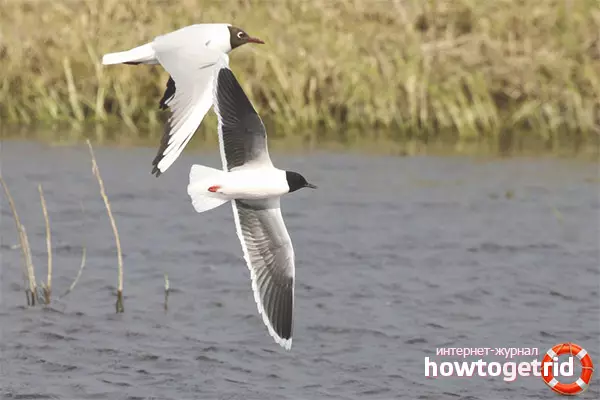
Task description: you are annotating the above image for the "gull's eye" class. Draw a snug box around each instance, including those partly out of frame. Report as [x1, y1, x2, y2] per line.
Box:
[237, 31, 246, 39]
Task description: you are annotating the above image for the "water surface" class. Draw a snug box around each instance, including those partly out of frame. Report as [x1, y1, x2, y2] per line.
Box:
[1, 141, 598, 399]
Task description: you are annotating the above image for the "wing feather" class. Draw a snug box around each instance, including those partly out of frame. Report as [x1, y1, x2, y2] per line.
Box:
[211, 63, 272, 171]
[231, 199, 295, 350]
[150, 44, 229, 176]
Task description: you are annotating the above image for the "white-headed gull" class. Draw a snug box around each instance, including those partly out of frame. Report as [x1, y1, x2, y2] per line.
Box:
[101, 24, 264, 176]
[186, 60, 316, 350]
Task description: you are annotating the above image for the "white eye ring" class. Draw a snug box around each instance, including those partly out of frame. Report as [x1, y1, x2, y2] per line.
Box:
[237, 31, 245, 39]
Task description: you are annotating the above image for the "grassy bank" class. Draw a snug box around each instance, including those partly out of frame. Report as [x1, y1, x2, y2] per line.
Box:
[1, 0, 599, 153]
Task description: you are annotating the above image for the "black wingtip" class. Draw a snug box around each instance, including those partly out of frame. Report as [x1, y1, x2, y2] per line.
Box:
[151, 151, 164, 177]
[151, 165, 162, 177]
[150, 114, 176, 178]
[158, 76, 176, 110]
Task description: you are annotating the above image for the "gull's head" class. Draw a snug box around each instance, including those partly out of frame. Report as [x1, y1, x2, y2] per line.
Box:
[286, 171, 317, 193]
[228, 26, 265, 50]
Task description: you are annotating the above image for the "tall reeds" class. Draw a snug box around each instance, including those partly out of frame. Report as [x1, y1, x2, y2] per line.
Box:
[0, 176, 37, 305]
[38, 184, 53, 304]
[164, 272, 170, 312]
[85, 139, 124, 313]
[0, 143, 125, 308]
[0, 177, 87, 306]
[0, 0, 598, 151]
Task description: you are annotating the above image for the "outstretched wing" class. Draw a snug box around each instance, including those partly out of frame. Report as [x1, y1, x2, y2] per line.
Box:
[232, 198, 295, 349]
[150, 37, 229, 176]
[212, 63, 272, 172]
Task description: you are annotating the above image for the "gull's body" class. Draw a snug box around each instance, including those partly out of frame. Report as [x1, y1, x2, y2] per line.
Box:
[200, 168, 288, 200]
[101, 23, 264, 176]
[186, 61, 316, 350]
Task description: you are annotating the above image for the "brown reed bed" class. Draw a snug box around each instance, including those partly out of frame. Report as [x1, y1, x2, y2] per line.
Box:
[0, 0, 598, 153]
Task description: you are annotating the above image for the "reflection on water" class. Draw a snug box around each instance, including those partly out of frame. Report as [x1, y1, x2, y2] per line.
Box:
[0, 140, 598, 399]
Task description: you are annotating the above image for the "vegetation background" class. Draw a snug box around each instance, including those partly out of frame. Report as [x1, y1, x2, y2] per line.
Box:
[1, 0, 599, 155]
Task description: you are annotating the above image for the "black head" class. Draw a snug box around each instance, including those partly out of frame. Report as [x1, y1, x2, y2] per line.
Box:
[286, 171, 317, 193]
[228, 26, 265, 50]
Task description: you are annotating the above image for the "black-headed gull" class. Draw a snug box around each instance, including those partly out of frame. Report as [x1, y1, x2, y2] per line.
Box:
[101, 24, 264, 176]
[186, 60, 316, 350]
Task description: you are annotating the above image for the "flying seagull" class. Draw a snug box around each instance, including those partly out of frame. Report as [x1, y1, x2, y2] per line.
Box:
[186, 60, 317, 350]
[101, 23, 264, 176]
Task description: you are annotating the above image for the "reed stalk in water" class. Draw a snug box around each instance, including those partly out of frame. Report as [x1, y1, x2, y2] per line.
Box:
[59, 201, 88, 299]
[1, 175, 91, 304]
[0, 176, 37, 305]
[85, 139, 124, 313]
[38, 184, 53, 304]
[59, 247, 87, 300]
[164, 272, 170, 312]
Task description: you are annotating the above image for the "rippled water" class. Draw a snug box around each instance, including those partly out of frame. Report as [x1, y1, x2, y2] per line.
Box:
[0, 140, 598, 399]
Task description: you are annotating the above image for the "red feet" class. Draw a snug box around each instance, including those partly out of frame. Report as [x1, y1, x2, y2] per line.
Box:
[208, 185, 221, 193]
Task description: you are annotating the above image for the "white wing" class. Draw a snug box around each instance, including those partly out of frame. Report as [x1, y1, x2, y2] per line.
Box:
[150, 30, 229, 176]
[232, 198, 295, 350]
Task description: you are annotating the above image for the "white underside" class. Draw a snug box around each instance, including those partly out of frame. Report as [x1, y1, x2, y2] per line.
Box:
[215, 168, 288, 199]
[188, 165, 288, 207]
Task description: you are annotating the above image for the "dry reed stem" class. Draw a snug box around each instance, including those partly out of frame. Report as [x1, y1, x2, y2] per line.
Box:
[164, 272, 170, 312]
[63, 57, 84, 123]
[0, 176, 37, 305]
[20, 225, 37, 306]
[38, 184, 52, 304]
[59, 201, 88, 300]
[59, 247, 87, 300]
[85, 139, 124, 313]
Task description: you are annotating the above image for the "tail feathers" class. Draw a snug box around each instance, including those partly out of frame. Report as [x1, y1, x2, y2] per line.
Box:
[187, 165, 228, 213]
[102, 43, 158, 65]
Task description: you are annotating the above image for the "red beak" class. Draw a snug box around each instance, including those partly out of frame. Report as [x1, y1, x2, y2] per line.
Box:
[247, 37, 265, 44]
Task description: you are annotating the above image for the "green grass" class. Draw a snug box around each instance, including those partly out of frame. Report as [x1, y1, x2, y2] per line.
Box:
[1, 0, 599, 154]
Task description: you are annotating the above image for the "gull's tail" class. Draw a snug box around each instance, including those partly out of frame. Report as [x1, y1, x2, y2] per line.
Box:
[102, 43, 158, 65]
[187, 165, 229, 213]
